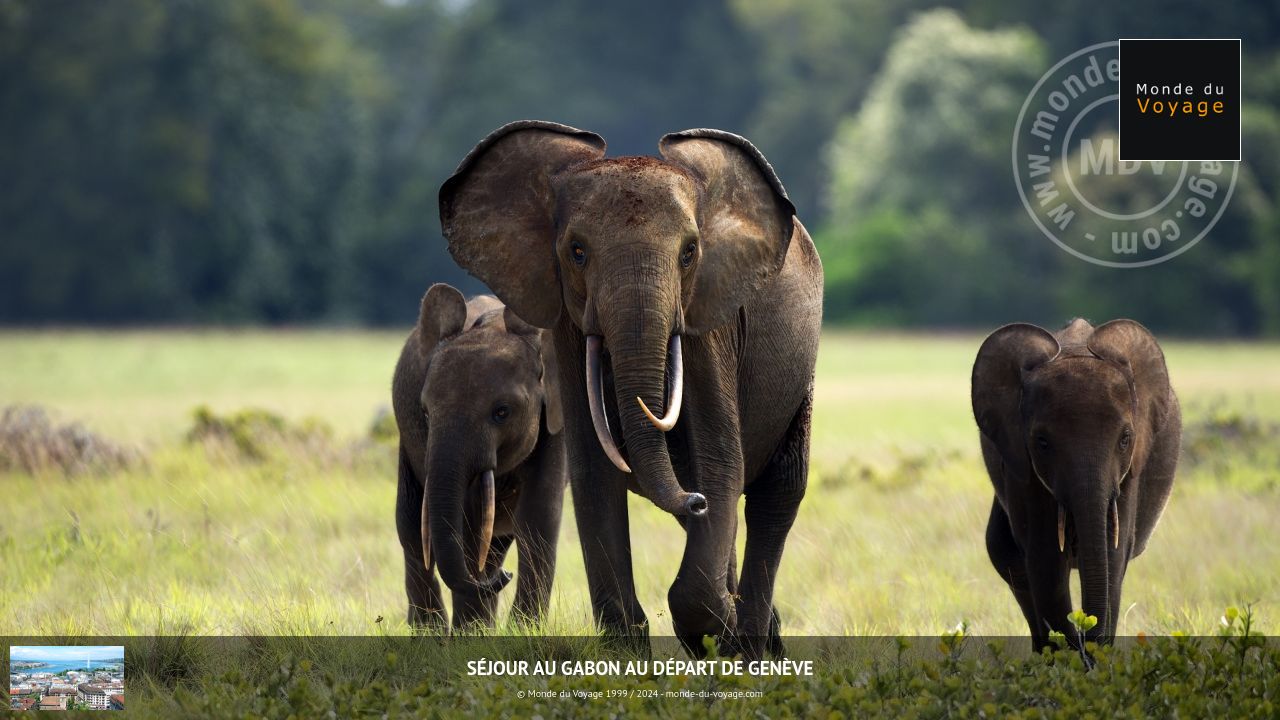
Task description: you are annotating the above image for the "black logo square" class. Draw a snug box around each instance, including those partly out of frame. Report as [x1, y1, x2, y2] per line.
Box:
[1119, 39, 1240, 161]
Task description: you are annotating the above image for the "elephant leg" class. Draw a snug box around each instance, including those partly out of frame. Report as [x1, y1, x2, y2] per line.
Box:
[402, 550, 447, 631]
[714, 528, 748, 658]
[452, 535, 514, 629]
[1024, 527, 1073, 652]
[669, 489, 741, 658]
[985, 498, 1036, 645]
[672, 510, 743, 656]
[1106, 558, 1129, 641]
[396, 445, 447, 630]
[667, 370, 746, 658]
[512, 432, 567, 625]
[556, 324, 646, 647]
[735, 390, 811, 660]
[569, 454, 647, 644]
[726, 536, 740, 604]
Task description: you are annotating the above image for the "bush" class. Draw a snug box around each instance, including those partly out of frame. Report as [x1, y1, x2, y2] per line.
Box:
[185, 405, 394, 473]
[186, 405, 335, 462]
[1182, 406, 1280, 492]
[0, 405, 140, 476]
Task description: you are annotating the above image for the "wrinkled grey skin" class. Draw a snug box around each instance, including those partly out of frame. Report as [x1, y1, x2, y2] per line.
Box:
[392, 283, 566, 630]
[972, 318, 1180, 650]
[438, 121, 823, 658]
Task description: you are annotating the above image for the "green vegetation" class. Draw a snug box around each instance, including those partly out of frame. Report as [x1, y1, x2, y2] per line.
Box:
[820, 10, 1280, 335]
[2, 0, 1279, 333]
[73, 608, 1280, 717]
[1, 329, 1278, 713]
[2, 329, 1277, 639]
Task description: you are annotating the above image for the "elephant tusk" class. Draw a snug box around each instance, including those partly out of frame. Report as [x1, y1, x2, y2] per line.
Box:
[476, 469, 495, 575]
[1110, 497, 1120, 550]
[636, 335, 683, 432]
[1057, 504, 1066, 553]
[586, 335, 631, 473]
[420, 483, 431, 571]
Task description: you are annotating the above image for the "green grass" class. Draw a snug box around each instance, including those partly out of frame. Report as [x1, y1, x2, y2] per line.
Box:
[2, 329, 1279, 639]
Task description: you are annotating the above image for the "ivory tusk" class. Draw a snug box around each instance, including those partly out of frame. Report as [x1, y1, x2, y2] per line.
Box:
[420, 484, 431, 571]
[476, 469, 495, 575]
[636, 335, 683, 432]
[1057, 504, 1066, 553]
[586, 335, 631, 473]
[1110, 497, 1120, 550]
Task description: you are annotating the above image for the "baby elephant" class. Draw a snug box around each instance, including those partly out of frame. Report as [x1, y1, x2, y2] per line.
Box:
[392, 283, 566, 630]
[972, 319, 1180, 649]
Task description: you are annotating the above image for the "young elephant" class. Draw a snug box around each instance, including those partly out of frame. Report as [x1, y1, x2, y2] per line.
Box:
[972, 318, 1180, 649]
[392, 283, 566, 630]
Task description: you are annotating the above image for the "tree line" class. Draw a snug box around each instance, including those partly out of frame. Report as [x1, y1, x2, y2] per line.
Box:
[1, 0, 1277, 334]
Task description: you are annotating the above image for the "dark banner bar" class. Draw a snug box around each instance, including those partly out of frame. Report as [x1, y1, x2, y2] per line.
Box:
[7, 635, 1278, 717]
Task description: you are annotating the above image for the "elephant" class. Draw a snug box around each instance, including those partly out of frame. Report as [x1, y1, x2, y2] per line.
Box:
[437, 120, 823, 658]
[392, 283, 567, 630]
[971, 318, 1181, 649]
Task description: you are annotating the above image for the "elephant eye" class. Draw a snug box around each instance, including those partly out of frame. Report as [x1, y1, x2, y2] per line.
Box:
[570, 241, 587, 266]
[1036, 435, 1050, 451]
[1119, 430, 1132, 451]
[491, 403, 511, 424]
[680, 240, 697, 268]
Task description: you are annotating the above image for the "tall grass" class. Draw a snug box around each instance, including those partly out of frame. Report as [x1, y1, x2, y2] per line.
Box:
[1, 330, 1278, 637]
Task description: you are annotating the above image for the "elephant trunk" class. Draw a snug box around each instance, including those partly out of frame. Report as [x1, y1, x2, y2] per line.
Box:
[425, 442, 509, 596]
[584, 257, 705, 517]
[611, 339, 706, 517]
[1073, 485, 1113, 644]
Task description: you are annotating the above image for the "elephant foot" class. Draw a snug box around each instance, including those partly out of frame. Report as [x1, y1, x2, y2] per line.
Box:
[767, 606, 784, 657]
[679, 632, 722, 659]
[407, 606, 448, 634]
[599, 629, 651, 658]
[594, 604, 651, 657]
[723, 607, 783, 660]
[669, 584, 735, 659]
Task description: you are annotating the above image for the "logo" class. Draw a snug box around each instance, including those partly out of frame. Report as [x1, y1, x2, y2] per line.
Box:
[1012, 42, 1238, 268]
[1119, 39, 1241, 161]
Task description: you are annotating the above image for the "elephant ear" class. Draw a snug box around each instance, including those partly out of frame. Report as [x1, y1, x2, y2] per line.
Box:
[971, 323, 1061, 480]
[418, 283, 468, 362]
[440, 121, 607, 329]
[501, 307, 562, 435]
[538, 328, 563, 435]
[1088, 319, 1173, 461]
[658, 129, 796, 333]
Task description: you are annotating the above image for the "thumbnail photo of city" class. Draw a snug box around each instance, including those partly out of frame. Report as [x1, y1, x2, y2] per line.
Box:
[9, 646, 124, 712]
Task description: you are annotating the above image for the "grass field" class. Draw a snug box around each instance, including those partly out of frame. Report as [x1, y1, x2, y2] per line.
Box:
[2, 329, 1279, 639]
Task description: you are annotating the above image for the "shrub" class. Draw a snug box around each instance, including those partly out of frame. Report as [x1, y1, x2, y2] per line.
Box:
[185, 405, 393, 473]
[0, 405, 140, 476]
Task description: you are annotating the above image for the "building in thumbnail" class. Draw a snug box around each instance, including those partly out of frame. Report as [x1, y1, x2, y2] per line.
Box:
[77, 683, 111, 709]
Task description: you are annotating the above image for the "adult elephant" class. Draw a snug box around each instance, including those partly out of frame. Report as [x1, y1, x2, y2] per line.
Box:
[439, 121, 823, 657]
